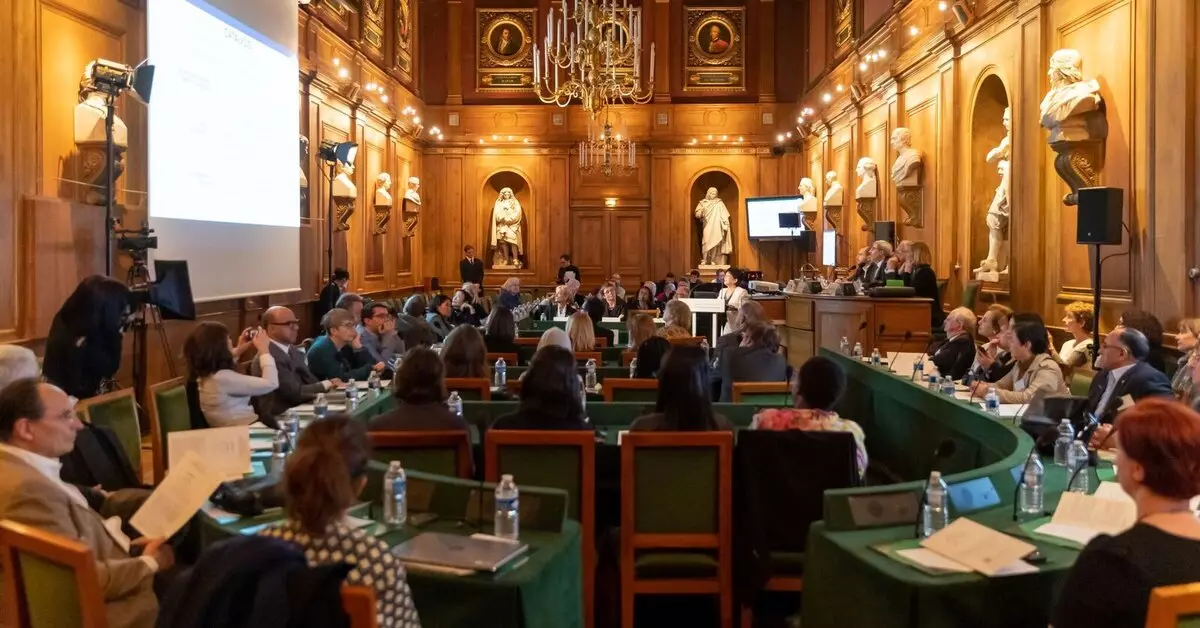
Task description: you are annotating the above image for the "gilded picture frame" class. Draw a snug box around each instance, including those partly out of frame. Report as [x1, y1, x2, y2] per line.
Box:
[684, 7, 745, 91]
[477, 9, 536, 90]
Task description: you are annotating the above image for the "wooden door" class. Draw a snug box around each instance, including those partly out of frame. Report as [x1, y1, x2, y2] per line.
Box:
[569, 210, 648, 290]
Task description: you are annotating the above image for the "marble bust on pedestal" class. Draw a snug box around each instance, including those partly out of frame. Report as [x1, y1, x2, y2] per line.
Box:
[372, 173, 392, 235]
[855, 157, 878, 232]
[1040, 48, 1107, 206]
[332, 161, 357, 232]
[402, 176, 421, 236]
[823, 171, 844, 231]
[890, 127, 924, 227]
[797, 178, 819, 231]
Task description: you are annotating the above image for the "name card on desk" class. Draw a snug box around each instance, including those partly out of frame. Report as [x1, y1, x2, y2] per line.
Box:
[847, 492, 920, 528]
[947, 477, 1001, 513]
[921, 518, 1037, 577]
[168, 426, 251, 481]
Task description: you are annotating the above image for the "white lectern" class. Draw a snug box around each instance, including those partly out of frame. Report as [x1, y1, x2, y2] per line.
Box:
[677, 298, 726, 345]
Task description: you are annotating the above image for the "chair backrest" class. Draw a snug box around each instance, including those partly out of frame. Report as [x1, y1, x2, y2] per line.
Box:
[936, 279, 949, 305]
[667, 336, 706, 347]
[484, 430, 595, 524]
[621, 431, 733, 541]
[731, 382, 792, 405]
[603, 379, 659, 402]
[486, 352, 518, 366]
[515, 337, 541, 346]
[1146, 582, 1200, 628]
[341, 585, 378, 628]
[77, 388, 141, 479]
[595, 337, 609, 347]
[444, 377, 491, 401]
[576, 351, 603, 364]
[621, 351, 637, 367]
[368, 430, 472, 478]
[628, 309, 659, 318]
[0, 520, 108, 628]
[961, 280, 981, 310]
[1070, 369, 1096, 397]
[148, 377, 191, 483]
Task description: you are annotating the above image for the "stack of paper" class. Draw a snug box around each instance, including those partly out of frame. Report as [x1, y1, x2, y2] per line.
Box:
[908, 518, 1039, 577]
[168, 426, 253, 481]
[1034, 486, 1137, 546]
[132, 452, 227, 539]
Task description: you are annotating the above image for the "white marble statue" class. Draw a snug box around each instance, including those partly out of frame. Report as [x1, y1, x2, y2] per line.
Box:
[890, 128, 923, 187]
[975, 159, 1012, 277]
[402, 176, 421, 236]
[823, 171, 844, 206]
[797, 178, 818, 231]
[374, 173, 393, 207]
[74, 73, 128, 206]
[490, 187, 524, 267]
[695, 187, 733, 266]
[987, 107, 1011, 164]
[1040, 48, 1108, 206]
[855, 158, 878, 199]
[332, 161, 357, 232]
[404, 176, 421, 205]
[299, 136, 309, 196]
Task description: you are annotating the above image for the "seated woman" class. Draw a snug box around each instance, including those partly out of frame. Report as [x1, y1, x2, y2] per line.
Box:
[600, 284, 626, 319]
[657, 300, 693, 340]
[1170, 318, 1200, 404]
[631, 345, 731, 431]
[892, 241, 944, 328]
[716, 301, 766, 366]
[971, 304, 1015, 383]
[627, 284, 658, 313]
[566, 311, 597, 352]
[633, 337, 670, 379]
[751, 356, 868, 480]
[449, 289, 482, 327]
[259, 416, 422, 627]
[440, 325, 488, 379]
[497, 277, 522, 310]
[425, 295, 455, 342]
[183, 322, 278, 427]
[625, 313, 656, 351]
[972, 318, 1068, 403]
[368, 347, 466, 431]
[719, 323, 788, 402]
[492, 346, 590, 430]
[395, 295, 436, 348]
[583, 298, 616, 347]
[483, 306, 520, 355]
[1048, 301, 1095, 369]
[1051, 398, 1200, 628]
[306, 308, 384, 382]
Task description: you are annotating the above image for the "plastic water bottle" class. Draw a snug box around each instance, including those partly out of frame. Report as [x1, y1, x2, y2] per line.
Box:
[494, 474, 520, 540]
[1054, 419, 1075, 467]
[629, 357, 639, 378]
[313, 392, 329, 419]
[870, 348, 881, 366]
[852, 342, 864, 360]
[928, 374, 939, 390]
[921, 471, 949, 538]
[269, 431, 290, 478]
[1018, 451, 1045, 520]
[941, 376, 956, 397]
[494, 357, 507, 388]
[585, 359, 598, 390]
[447, 391, 463, 421]
[840, 337, 850, 355]
[913, 358, 925, 380]
[1067, 441, 1091, 494]
[984, 386, 1001, 415]
[382, 461, 407, 526]
[282, 410, 300, 450]
[345, 378, 357, 402]
[367, 371, 381, 397]
[579, 375, 589, 422]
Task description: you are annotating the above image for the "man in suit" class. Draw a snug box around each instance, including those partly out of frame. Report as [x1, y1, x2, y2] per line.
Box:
[537, 285, 578, 321]
[0, 379, 172, 628]
[1087, 327, 1173, 448]
[862, 240, 892, 286]
[253, 306, 340, 419]
[356, 302, 405, 366]
[460, 245, 485, 288]
[556, 253, 581, 285]
[931, 307, 978, 380]
[314, 268, 350, 337]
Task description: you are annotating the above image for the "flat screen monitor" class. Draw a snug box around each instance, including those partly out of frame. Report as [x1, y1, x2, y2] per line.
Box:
[746, 196, 805, 239]
[822, 230, 837, 266]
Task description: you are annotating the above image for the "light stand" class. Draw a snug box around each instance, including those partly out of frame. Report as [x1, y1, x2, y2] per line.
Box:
[318, 140, 358, 284]
[104, 99, 116, 276]
[1090, 244, 1101, 358]
[326, 158, 337, 284]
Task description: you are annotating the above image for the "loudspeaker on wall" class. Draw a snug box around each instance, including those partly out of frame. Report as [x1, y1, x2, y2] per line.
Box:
[1076, 187, 1123, 245]
[873, 220, 896, 245]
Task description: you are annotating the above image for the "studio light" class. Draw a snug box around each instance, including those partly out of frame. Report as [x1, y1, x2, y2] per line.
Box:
[318, 140, 358, 165]
[85, 58, 155, 104]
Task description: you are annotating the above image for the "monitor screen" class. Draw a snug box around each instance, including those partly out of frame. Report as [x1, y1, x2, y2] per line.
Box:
[822, 230, 837, 266]
[746, 196, 805, 239]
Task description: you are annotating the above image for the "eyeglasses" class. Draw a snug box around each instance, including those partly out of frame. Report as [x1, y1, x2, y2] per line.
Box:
[338, 321, 356, 329]
[268, 320, 301, 327]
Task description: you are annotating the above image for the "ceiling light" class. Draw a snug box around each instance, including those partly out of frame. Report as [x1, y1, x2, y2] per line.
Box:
[523, 138, 530, 144]
[859, 62, 868, 71]
[721, 135, 728, 141]
[437, 133, 445, 140]
[786, 132, 793, 139]
[707, 135, 713, 140]
[776, 133, 784, 143]
[478, 138, 485, 144]
[836, 84, 844, 92]
[909, 26, 919, 36]
[492, 134, 498, 140]
[878, 50, 888, 58]
[737, 137, 744, 142]
[822, 93, 832, 103]
[381, 95, 389, 103]
[333, 57, 340, 66]
[430, 126, 441, 135]
[338, 68, 349, 78]
[938, 1, 948, 10]
[412, 116, 420, 124]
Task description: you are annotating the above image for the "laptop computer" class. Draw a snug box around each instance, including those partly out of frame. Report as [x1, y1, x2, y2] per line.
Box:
[390, 532, 529, 572]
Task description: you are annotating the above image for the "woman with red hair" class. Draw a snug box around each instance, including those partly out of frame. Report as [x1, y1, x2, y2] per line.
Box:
[1051, 398, 1200, 628]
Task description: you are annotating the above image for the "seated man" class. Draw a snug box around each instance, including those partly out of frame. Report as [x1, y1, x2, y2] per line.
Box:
[356, 301, 404, 366]
[0, 345, 39, 392]
[931, 307, 977, 380]
[538, 285, 577, 321]
[306, 308, 384, 382]
[1087, 327, 1174, 449]
[0, 379, 173, 628]
[253, 306, 340, 419]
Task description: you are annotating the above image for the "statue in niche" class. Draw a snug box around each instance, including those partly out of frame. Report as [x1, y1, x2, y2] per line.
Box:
[74, 70, 128, 206]
[1040, 49, 1107, 206]
[402, 176, 421, 236]
[823, 170, 844, 230]
[890, 127, 924, 227]
[489, 187, 525, 268]
[299, 136, 309, 214]
[974, 159, 1011, 279]
[797, 178, 819, 231]
[855, 157, 878, 232]
[332, 160, 356, 232]
[988, 107, 1012, 164]
[695, 187, 733, 267]
[372, 173, 392, 235]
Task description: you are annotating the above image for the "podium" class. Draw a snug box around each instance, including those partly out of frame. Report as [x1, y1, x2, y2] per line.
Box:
[677, 298, 726, 345]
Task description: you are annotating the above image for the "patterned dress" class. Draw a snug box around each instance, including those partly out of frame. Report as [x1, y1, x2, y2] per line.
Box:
[259, 519, 422, 628]
[750, 408, 869, 479]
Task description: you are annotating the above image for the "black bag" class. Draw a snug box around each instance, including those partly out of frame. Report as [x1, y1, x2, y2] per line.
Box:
[60, 423, 144, 492]
[210, 476, 285, 518]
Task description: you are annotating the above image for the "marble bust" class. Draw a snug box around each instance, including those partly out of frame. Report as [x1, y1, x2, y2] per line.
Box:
[404, 176, 421, 205]
[1040, 48, 1108, 206]
[855, 158, 878, 199]
[74, 72, 128, 206]
[797, 178, 818, 230]
[402, 176, 421, 236]
[332, 161, 356, 232]
[823, 171, 844, 206]
[890, 128, 923, 187]
[372, 173, 392, 235]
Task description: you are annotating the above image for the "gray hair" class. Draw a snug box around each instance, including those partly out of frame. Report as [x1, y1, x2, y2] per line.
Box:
[1116, 327, 1151, 361]
[0, 346, 39, 391]
[403, 295, 427, 318]
[335, 292, 364, 309]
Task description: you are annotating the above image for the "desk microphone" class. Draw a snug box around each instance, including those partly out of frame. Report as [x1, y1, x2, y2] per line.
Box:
[891, 330, 914, 373]
[913, 439, 958, 538]
[910, 337, 938, 382]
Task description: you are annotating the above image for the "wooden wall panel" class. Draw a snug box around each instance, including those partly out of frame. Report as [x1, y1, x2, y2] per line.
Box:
[807, 0, 829, 84]
[572, 212, 607, 282]
[900, 90, 938, 246]
[611, 212, 649, 288]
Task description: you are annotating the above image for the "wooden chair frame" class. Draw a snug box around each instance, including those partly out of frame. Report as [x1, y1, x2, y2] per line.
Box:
[595, 337, 609, 348]
[620, 432, 733, 628]
[75, 387, 141, 479]
[0, 520, 109, 628]
[341, 585, 378, 628]
[666, 336, 706, 347]
[484, 431, 596, 628]
[368, 431, 473, 478]
[486, 352, 518, 366]
[444, 377, 492, 400]
[146, 376, 186, 484]
[730, 382, 790, 403]
[627, 309, 659, 318]
[515, 337, 542, 346]
[575, 351, 603, 363]
[1146, 582, 1200, 628]
[602, 379, 659, 402]
[620, 351, 637, 367]
[505, 379, 523, 396]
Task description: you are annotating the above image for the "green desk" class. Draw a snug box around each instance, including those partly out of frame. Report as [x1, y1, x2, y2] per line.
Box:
[800, 351, 1095, 628]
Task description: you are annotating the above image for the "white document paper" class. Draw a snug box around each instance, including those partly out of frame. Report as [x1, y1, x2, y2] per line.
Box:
[169, 425, 252, 481]
[896, 548, 972, 573]
[1049, 491, 1137, 536]
[994, 404, 1028, 418]
[1034, 522, 1101, 546]
[131, 452, 226, 539]
[553, 317, 569, 322]
[920, 518, 1036, 576]
[954, 391, 976, 401]
[889, 353, 922, 375]
[1093, 482, 1134, 505]
[601, 317, 622, 323]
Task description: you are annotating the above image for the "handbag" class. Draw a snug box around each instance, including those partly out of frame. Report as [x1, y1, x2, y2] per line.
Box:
[209, 475, 285, 518]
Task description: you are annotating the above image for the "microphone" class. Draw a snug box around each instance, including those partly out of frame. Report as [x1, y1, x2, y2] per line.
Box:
[891, 330, 914, 374]
[914, 439, 958, 538]
[1011, 440, 1041, 521]
[910, 336, 939, 382]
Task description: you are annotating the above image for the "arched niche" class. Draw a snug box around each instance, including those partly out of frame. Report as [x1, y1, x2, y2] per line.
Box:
[689, 170, 740, 268]
[969, 74, 1011, 284]
[482, 170, 532, 270]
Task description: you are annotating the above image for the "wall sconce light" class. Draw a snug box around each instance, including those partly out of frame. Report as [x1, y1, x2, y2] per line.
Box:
[604, 198, 617, 208]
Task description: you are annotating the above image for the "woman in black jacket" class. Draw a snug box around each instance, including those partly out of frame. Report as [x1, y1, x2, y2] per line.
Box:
[483, 306, 521, 355]
[43, 275, 132, 400]
[890, 241, 944, 329]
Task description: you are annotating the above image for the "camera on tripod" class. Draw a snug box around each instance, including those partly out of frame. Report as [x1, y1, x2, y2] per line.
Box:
[113, 223, 158, 269]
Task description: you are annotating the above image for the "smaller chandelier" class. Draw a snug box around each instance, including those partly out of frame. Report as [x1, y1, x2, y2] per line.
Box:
[579, 118, 635, 178]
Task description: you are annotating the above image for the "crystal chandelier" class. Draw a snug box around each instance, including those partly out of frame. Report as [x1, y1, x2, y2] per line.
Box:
[578, 112, 635, 178]
[533, 0, 655, 118]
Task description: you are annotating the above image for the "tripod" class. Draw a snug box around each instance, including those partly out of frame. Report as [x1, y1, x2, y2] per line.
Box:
[124, 252, 176, 409]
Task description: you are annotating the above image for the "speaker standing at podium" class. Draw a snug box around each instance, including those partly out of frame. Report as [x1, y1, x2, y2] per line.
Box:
[717, 269, 749, 334]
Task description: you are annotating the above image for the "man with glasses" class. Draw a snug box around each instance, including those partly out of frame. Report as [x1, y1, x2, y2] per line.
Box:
[357, 302, 405, 367]
[306, 308, 385, 382]
[252, 306, 340, 418]
[1086, 327, 1172, 448]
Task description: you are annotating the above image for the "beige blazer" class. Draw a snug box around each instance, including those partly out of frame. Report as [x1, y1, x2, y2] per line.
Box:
[0, 450, 156, 628]
[995, 353, 1069, 404]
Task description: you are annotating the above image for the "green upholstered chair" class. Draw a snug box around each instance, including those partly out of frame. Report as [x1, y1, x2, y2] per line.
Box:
[602, 379, 659, 402]
[485, 430, 596, 628]
[368, 430, 472, 478]
[961, 280, 981, 311]
[730, 382, 792, 406]
[0, 520, 108, 628]
[620, 431, 734, 628]
[1146, 582, 1200, 627]
[148, 377, 192, 483]
[78, 388, 142, 481]
[1070, 369, 1096, 397]
[444, 377, 491, 401]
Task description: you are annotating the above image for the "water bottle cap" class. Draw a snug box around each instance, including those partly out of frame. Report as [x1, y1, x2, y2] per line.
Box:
[388, 460, 402, 471]
[501, 474, 514, 482]
[929, 471, 942, 481]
